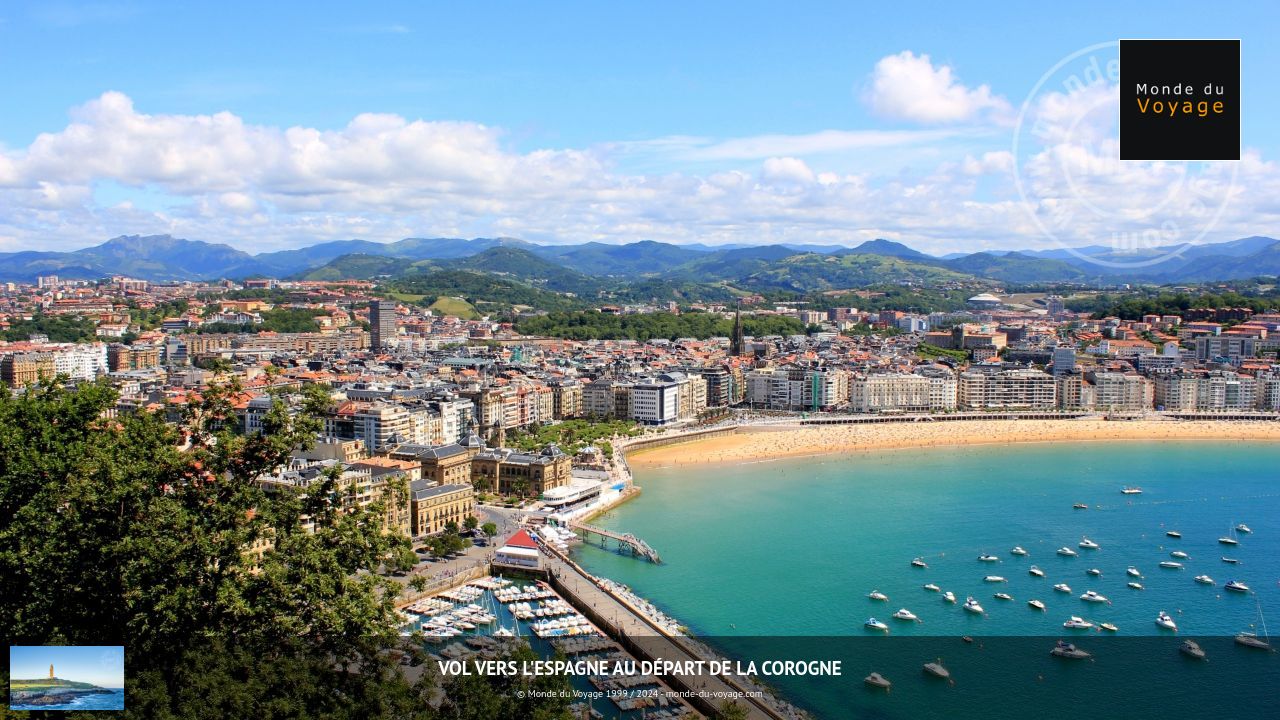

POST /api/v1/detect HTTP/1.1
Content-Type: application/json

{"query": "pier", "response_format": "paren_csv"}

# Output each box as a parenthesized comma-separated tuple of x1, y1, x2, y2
(568, 520, 662, 563)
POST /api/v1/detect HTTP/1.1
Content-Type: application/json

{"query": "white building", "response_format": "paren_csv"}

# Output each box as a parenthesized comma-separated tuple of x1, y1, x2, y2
(958, 368, 1056, 410)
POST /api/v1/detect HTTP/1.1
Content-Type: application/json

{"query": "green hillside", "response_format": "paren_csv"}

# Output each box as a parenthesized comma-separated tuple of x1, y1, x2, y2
(741, 252, 973, 292)
(428, 296, 481, 319)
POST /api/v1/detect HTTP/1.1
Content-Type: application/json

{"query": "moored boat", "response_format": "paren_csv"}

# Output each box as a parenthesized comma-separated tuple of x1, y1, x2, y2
(1180, 640, 1207, 660)
(1063, 616, 1093, 629)
(1057, 547, 1078, 557)
(1011, 546, 1028, 556)
(994, 592, 1013, 601)
(1128, 582, 1144, 590)
(1155, 611, 1178, 631)
(1170, 550, 1189, 559)
(1159, 561, 1183, 569)
(1086, 568, 1102, 577)
(1235, 523, 1251, 534)
(983, 575, 1007, 583)
(1099, 622, 1118, 632)
(1166, 530, 1181, 538)
(923, 583, 940, 592)
(1121, 486, 1143, 494)
(1221, 557, 1240, 564)
(1053, 583, 1072, 593)
(868, 590, 889, 601)
(1224, 580, 1250, 593)
(1078, 537, 1100, 550)
(1028, 599, 1046, 611)
(962, 596, 984, 614)
(978, 554, 1000, 562)
(892, 608, 919, 622)
(864, 672, 892, 689)
(943, 591, 957, 604)
(1050, 640, 1091, 659)
(1126, 566, 1142, 577)
(864, 617, 890, 632)
(911, 557, 928, 568)
(1194, 575, 1214, 585)
(1029, 565, 1046, 577)
(923, 661, 950, 679)
(1079, 590, 1108, 603)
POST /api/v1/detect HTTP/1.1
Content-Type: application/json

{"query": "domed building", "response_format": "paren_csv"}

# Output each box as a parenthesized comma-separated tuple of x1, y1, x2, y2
(967, 293, 1004, 309)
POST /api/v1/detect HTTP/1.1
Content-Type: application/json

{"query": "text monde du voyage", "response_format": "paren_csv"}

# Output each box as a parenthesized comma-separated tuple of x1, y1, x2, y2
(1134, 82, 1228, 118)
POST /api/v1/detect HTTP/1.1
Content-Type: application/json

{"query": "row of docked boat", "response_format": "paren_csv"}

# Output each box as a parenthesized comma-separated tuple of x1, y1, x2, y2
(494, 583, 556, 603)
(508, 599, 577, 620)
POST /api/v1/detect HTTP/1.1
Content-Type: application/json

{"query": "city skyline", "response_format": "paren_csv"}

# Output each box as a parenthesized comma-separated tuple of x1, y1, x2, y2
(1, 2, 1278, 256)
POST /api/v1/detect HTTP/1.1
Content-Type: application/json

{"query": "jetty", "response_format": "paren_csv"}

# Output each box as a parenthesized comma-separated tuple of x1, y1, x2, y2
(568, 520, 662, 563)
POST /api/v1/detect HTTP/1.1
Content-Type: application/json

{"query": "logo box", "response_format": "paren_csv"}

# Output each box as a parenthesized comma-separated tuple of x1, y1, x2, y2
(1119, 39, 1240, 161)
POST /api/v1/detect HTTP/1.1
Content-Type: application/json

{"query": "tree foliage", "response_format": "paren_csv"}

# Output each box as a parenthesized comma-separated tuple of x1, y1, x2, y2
(515, 311, 805, 341)
(0, 379, 571, 719)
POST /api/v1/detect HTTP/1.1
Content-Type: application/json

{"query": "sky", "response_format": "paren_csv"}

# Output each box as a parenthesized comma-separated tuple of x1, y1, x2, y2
(9, 645, 125, 687)
(1, 1, 1278, 255)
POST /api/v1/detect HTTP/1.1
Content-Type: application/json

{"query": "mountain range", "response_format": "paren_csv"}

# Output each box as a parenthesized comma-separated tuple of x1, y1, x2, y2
(3, 234, 1279, 290)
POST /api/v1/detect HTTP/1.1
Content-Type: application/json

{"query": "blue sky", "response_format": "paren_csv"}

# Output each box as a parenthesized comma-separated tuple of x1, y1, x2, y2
(0, 1, 1277, 254)
(9, 645, 125, 687)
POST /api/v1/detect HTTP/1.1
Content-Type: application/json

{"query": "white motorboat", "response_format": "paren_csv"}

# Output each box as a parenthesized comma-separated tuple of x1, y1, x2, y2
(1159, 561, 1183, 569)
(1073, 503, 1089, 509)
(1121, 486, 1143, 494)
(1166, 530, 1181, 538)
(864, 672, 892, 689)
(1079, 590, 1109, 603)
(1128, 582, 1144, 590)
(1086, 568, 1102, 577)
(994, 592, 1013, 601)
(978, 554, 1000, 562)
(1099, 622, 1119, 632)
(1155, 611, 1178, 631)
(1050, 640, 1092, 659)
(868, 590, 889, 601)
(1224, 580, 1250, 593)
(1028, 599, 1046, 611)
(1180, 640, 1206, 659)
(1219, 536, 1239, 546)
(1078, 537, 1100, 550)
(1057, 547, 1078, 557)
(963, 596, 984, 614)
(1170, 550, 1189, 559)
(1221, 557, 1240, 564)
(864, 617, 890, 632)
(943, 591, 957, 604)
(923, 583, 941, 592)
(1029, 565, 1046, 577)
(1063, 616, 1093, 629)
(1011, 546, 1028, 556)
(1194, 575, 1215, 585)
(1235, 523, 1252, 534)
(923, 661, 950, 679)
(911, 557, 928, 568)
(1053, 583, 1072, 593)
(983, 575, 1007, 583)
(892, 608, 920, 622)
(1126, 566, 1142, 577)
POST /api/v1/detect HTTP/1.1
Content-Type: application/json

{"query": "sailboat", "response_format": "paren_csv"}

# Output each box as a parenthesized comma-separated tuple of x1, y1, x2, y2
(1235, 599, 1273, 650)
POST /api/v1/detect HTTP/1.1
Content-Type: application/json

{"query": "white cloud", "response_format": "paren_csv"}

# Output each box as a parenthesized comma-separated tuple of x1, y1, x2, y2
(0, 90, 1276, 256)
(864, 51, 1012, 125)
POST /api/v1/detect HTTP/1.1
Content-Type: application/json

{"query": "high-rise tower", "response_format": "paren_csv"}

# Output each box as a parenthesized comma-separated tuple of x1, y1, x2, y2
(369, 300, 396, 350)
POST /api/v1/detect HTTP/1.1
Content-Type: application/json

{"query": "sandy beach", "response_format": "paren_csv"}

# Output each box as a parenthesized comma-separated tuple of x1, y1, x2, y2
(625, 419, 1280, 468)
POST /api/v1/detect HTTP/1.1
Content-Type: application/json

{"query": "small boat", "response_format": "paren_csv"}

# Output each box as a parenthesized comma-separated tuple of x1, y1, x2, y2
(1053, 583, 1072, 593)
(1235, 633, 1272, 650)
(943, 591, 957, 604)
(911, 557, 928, 568)
(1078, 537, 1100, 550)
(1166, 530, 1181, 538)
(1079, 590, 1109, 603)
(1073, 503, 1088, 509)
(923, 583, 941, 592)
(994, 592, 1013, 601)
(1221, 557, 1240, 564)
(1121, 486, 1143, 494)
(1180, 640, 1207, 660)
(868, 590, 889, 602)
(961, 635, 973, 644)
(1011, 546, 1028, 556)
(1194, 575, 1215, 585)
(1063, 616, 1093, 629)
(1126, 566, 1142, 577)
(1219, 536, 1239, 546)
(923, 661, 950, 679)
(1235, 523, 1252, 534)
(1028, 599, 1046, 611)
(1156, 611, 1178, 631)
(1128, 582, 1144, 590)
(893, 608, 920, 622)
(864, 672, 892, 689)
(1050, 640, 1091, 659)
(978, 554, 1000, 562)
(864, 617, 890, 632)
(1170, 551, 1189, 559)
(1159, 561, 1183, 569)
(963, 596, 984, 614)
(1029, 565, 1046, 577)
(1057, 547, 1078, 557)
(983, 575, 1007, 583)
(1224, 580, 1250, 593)
(1099, 622, 1118, 632)
(1086, 568, 1102, 577)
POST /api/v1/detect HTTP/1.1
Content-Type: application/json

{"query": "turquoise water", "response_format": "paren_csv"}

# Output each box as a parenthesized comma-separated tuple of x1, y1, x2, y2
(9, 688, 124, 711)
(574, 441, 1280, 718)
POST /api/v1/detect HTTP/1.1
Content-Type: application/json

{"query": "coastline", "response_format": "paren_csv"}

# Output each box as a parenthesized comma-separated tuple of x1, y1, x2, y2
(625, 418, 1280, 469)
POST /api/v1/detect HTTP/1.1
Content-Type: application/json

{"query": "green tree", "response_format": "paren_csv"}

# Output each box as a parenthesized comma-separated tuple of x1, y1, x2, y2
(463, 515, 478, 532)
(481, 522, 498, 540)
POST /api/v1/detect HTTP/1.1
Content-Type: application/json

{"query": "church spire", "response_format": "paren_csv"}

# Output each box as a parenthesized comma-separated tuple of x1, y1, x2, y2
(731, 301, 745, 356)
